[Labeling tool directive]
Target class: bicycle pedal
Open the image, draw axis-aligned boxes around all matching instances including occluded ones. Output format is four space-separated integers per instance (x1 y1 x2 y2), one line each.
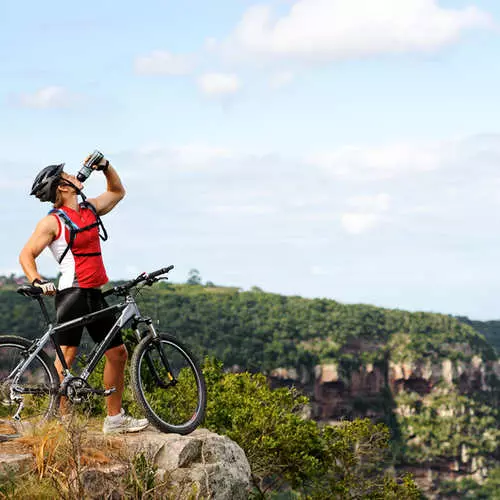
102 387 116 397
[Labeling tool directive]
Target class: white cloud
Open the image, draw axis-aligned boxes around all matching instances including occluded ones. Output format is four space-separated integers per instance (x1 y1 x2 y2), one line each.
311 265 329 276
341 194 390 234
127 143 232 171
341 213 381 234
107 134 500 243
206 204 277 215
309 142 445 180
223 0 492 62
198 73 241 97
16 86 78 109
269 71 294 89
348 193 391 212
174 144 232 166
134 50 193 76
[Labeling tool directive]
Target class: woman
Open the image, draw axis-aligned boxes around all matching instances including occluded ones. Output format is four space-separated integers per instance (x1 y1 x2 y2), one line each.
19 153 148 434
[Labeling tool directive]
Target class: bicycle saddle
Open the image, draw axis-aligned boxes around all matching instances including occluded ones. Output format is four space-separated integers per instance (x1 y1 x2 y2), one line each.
17 285 43 298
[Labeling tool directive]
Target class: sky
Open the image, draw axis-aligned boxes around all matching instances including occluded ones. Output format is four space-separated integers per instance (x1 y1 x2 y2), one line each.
1 0 500 320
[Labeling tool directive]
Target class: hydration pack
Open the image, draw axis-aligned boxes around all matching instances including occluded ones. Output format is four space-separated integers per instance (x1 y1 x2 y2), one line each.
49 202 108 264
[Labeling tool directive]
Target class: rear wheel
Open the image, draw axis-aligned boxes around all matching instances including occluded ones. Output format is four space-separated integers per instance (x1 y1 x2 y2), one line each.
131 333 206 434
0 335 60 429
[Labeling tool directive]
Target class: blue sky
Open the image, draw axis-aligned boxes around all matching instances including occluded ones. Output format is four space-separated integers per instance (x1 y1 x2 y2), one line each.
1 0 500 320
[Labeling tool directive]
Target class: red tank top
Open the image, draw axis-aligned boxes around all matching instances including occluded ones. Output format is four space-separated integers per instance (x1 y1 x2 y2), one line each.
49 204 109 290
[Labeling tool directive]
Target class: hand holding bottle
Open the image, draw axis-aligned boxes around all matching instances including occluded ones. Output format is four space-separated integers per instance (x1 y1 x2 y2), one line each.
77 150 109 182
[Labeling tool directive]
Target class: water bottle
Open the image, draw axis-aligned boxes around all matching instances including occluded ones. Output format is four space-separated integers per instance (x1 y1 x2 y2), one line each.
77 150 104 182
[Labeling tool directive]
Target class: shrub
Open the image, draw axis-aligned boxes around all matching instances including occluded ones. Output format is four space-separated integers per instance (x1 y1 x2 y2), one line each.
202 358 421 498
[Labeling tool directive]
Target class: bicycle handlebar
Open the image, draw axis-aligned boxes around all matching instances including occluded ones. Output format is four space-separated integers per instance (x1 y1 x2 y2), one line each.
148 266 174 280
102 265 174 297
16 266 174 300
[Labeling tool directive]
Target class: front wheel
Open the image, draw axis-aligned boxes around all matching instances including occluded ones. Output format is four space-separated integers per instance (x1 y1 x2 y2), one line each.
130 333 207 434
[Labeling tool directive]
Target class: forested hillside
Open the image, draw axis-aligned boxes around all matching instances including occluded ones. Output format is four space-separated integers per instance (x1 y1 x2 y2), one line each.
456 316 500 353
1 280 496 370
0 279 499 497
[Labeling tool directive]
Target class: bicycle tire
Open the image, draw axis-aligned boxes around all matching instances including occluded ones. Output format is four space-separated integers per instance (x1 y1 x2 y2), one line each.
0 335 60 423
131 333 207 434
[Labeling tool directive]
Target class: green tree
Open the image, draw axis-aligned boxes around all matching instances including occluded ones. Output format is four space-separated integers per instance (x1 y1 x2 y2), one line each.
187 268 202 285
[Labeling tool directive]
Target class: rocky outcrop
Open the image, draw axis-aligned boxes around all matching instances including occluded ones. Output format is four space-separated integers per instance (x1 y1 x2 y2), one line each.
0 426 252 499
122 428 252 499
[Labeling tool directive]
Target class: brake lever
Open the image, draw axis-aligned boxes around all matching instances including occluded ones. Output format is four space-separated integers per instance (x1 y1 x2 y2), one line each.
146 276 169 286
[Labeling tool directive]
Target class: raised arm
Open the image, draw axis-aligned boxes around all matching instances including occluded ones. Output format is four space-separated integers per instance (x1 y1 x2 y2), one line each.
19 215 59 294
87 160 126 216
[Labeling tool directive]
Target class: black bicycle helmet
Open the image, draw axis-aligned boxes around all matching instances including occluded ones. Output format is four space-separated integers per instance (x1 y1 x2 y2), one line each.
30 163 65 203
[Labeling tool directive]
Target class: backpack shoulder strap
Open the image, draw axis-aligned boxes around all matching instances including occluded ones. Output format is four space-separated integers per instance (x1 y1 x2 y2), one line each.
80 201 108 242
47 209 79 264
48 208 81 231
81 200 97 214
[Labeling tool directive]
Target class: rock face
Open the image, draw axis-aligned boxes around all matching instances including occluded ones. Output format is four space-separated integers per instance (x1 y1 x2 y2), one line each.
269 358 500 420
0 427 252 500
269 356 500 496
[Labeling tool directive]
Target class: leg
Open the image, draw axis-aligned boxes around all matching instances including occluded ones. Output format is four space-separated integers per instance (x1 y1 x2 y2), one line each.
54 287 86 414
102 342 149 433
54 345 78 415
103 344 128 416
54 345 78 380
88 290 148 433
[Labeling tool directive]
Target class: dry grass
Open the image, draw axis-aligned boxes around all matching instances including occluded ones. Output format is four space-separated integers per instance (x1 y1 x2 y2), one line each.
18 416 126 470
0 414 171 499
0 421 17 436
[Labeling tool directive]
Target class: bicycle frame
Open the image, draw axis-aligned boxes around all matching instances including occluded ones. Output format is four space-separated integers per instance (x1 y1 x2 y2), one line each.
10 293 157 395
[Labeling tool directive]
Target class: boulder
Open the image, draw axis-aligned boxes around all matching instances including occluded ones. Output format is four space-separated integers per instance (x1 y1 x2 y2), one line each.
0 452 33 476
121 428 252 499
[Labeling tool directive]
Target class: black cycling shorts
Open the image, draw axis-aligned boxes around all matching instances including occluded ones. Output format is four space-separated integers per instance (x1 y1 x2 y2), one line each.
55 287 124 350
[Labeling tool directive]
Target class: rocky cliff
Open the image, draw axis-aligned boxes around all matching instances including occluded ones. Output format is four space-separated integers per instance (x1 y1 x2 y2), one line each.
268 351 500 497
270 356 500 418
0 422 252 499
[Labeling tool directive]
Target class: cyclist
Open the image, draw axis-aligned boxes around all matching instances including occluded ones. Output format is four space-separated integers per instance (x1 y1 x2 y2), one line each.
19 154 149 434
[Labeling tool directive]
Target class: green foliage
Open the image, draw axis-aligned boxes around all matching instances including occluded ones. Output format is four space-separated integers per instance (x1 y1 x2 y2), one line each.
311 420 422 499
440 467 500 499
0 473 58 499
202 358 420 498
395 389 500 466
0 281 495 372
479 466 500 499
0 469 18 498
124 452 158 498
458 316 500 355
203 358 322 492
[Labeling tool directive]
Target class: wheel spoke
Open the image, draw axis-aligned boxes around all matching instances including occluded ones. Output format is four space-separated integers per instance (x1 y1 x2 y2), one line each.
132 334 206 434
0 339 59 424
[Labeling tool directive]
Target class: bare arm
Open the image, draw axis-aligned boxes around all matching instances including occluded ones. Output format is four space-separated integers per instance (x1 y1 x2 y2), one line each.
19 215 58 285
87 163 126 216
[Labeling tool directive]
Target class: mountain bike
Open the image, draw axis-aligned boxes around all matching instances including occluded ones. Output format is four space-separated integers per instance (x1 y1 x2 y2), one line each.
0 266 207 435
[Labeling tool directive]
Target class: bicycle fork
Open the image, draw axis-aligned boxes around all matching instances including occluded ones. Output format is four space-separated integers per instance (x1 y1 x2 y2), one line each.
135 323 177 389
